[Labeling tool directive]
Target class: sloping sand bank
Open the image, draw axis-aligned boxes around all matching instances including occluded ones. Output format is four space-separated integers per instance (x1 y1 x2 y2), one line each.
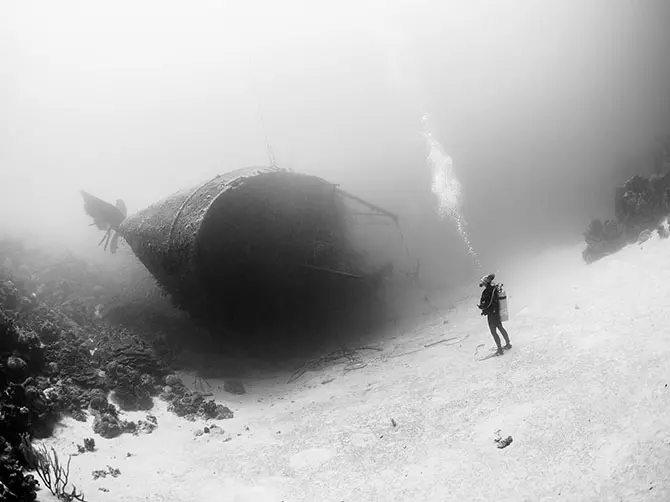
37 237 670 501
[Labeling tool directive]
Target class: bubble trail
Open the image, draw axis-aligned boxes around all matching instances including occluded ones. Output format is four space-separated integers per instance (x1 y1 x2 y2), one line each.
421 113 482 269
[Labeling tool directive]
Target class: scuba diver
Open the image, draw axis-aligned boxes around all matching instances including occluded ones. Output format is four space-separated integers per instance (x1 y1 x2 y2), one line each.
478 273 512 356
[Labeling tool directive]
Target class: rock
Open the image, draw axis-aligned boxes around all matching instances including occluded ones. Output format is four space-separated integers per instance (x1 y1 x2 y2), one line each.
194 429 204 437
201 399 218 418
122 421 137 434
161 374 235 422
92 469 106 480
135 415 158 435
6 356 27 372
93 413 122 439
224 380 246 395
112 386 152 412
165 374 181 386
37 321 60 343
214 404 234 420
493 429 513 449
496 436 513 449
91 466 121 480
71 409 87 422
105 362 155 411
88 397 107 414
168 392 204 418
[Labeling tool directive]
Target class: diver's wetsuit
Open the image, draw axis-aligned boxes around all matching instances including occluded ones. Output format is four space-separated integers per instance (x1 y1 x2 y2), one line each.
479 284 511 352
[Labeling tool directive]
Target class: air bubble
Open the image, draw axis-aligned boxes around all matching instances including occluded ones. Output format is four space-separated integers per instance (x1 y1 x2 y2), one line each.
422 113 481 269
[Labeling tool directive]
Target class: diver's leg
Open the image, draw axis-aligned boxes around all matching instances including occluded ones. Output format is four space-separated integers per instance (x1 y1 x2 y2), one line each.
488 315 503 354
497 318 512 349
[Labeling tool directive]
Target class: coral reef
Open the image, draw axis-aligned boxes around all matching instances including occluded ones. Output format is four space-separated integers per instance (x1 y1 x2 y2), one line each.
93 328 167 411
582 219 627 264
0 239 233 500
161 375 234 421
0 436 39 501
584 170 670 263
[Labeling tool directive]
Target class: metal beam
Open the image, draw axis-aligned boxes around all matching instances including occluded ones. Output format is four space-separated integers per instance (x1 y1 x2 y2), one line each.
335 188 399 223
301 264 364 279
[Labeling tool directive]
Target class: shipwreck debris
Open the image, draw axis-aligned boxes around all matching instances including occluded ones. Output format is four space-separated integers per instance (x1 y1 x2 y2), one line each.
287 345 382 383
81 166 407 337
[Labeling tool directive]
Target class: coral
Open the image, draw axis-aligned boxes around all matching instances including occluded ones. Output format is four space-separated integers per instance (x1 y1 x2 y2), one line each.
93 328 166 411
585 161 670 263
44 332 102 388
0 279 20 311
0 237 236 502
91 465 121 480
92 412 123 439
162 380 233 421
37 321 60 343
104 362 154 411
137 414 158 434
76 438 95 454
21 435 86 501
582 218 628 264
0 436 39 501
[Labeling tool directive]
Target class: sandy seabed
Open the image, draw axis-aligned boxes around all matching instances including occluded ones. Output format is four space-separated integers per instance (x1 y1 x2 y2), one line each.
37 236 670 501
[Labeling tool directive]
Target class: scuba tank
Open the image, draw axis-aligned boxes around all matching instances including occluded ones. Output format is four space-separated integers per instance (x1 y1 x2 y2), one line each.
497 283 509 322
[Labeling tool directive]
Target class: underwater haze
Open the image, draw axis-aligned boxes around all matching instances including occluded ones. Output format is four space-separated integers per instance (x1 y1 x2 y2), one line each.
5 3 670 501
2 0 670 282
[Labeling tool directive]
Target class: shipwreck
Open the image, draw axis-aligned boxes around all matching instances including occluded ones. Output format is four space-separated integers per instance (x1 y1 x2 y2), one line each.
81 165 404 337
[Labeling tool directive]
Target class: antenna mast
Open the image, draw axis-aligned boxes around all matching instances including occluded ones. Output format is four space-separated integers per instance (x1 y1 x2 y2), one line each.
257 102 277 167
247 58 278 168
